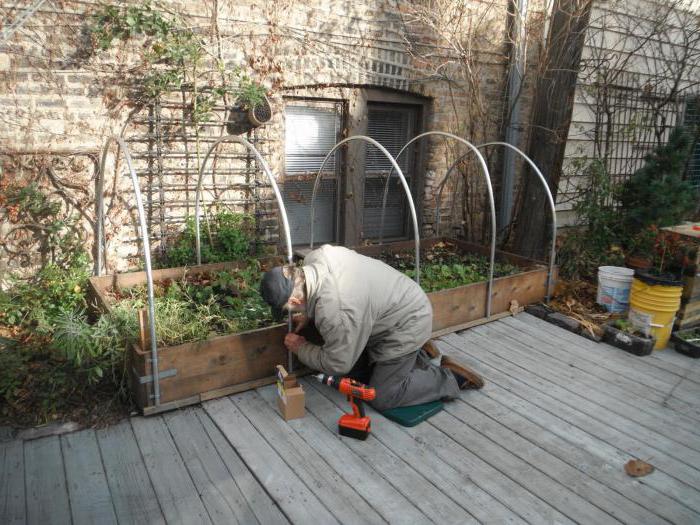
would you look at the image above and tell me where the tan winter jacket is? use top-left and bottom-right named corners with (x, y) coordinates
top-left (296, 245), bottom-right (433, 375)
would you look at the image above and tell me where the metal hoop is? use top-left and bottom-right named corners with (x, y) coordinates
top-left (377, 131), bottom-right (496, 316)
top-left (309, 136), bottom-right (421, 285)
top-left (96, 136), bottom-right (161, 405)
top-left (194, 135), bottom-right (296, 371)
top-left (435, 142), bottom-right (557, 302)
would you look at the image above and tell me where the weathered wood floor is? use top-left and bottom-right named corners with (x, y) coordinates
top-left (3, 313), bottom-right (700, 524)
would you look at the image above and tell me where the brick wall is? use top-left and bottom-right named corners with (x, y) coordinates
top-left (0, 0), bottom-right (544, 275)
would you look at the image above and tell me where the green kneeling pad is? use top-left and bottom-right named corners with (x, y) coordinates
top-left (380, 400), bottom-right (444, 427)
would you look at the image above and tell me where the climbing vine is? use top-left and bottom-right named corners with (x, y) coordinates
top-left (85, 2), bottom-right (268, 122)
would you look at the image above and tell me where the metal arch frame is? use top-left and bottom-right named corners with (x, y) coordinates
top-left (434, 142), bottom-right (557, 303)
top-left (96, 136), bottom-right (161, 405)
top-left (194, 135), bottom-right (296, 371)
top-left (377, 131), bottom-right (497, 317)
top-left (309, 136), bottom-right (422, 285)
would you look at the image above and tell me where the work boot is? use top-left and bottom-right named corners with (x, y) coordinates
top-left (421, 340), bottom-right (441, 359)
top-left (441, 356), bottom-right (485, 390)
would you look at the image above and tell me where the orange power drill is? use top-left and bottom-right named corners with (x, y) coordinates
top-left (315, 374), bottom-right (376, 440)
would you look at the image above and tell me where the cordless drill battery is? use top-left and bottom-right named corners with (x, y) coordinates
top-left (315, 374), bottom-right (376, 440)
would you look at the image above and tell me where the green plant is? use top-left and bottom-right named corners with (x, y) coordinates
top-left (556, 160), bottom-right (625, 280)
top-left (611, 319), bottom-right (649, 338)
top-left (109, 262), bottom-right (274, 347)
top-left (0, 257), bottom-right (91, 328)
top-left (626, 225), bottom-right (658, 258)
top-left (161, 210), bottom-right (256, 268)
top-left (619, 127), bottom-right (698, 232)
top-left (50, 309), bottom-right (130, 385)
top-left (236, 76), bottom-right (267, 110)
top-left (677, 328), bottom-right (700, 343)
top-left (88, 3), bottom-right (268, 122)
top-left (0, 338), bottom-right (29, 403)
top-left (379, 243), bottom-right (520, 293)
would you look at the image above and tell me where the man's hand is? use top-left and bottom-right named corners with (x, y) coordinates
top-left (284, 333), bottom-right (307, 353)
top-left (292, 313), bottom-right (309, 333)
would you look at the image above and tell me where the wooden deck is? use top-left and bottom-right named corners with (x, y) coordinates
top-left (2, 312), bottom-right (700, 524)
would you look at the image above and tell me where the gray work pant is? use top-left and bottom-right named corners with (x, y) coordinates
top-left (367, 350), bottom-right (460, 411)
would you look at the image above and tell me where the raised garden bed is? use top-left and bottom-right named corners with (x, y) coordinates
top-left (354, 237), bottom-right (557, 335)
top-left (671, 328), bottom-right (700, 358)
top-left (88, 259), bottom-right (301, 415)
top-left (90, 237), bottom-right (555, 415)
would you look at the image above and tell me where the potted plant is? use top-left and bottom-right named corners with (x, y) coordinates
top-left (603, 318), bottom-right (656, 356)
top-left (624, 226), bottom-right (657, 271)
top-left (671, 327), bottom-right (700, 358)
top-left (226, 77), bottom-right (272, 135)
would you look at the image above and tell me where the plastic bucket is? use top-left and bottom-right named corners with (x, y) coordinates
top-left (629, 277), bottom-right (683, 350)
top-left (597, 266), bottom-right (635, 313)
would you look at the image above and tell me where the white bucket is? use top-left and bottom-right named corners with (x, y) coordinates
top-left (597, 266), bottom-right (635, 313)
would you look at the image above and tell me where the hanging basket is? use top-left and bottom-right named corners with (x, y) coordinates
top-left (226, 95), bottom-right (273, 135)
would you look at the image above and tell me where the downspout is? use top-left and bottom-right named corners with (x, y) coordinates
top-left (500, 0), bottom-right (529, 233)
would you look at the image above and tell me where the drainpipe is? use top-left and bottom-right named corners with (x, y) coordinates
top-left (500, 0), bottom-right (529, 233)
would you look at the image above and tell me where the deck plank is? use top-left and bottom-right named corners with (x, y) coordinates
top-left (301, 381), bottom-right (481, 524)
top-left (518, 313), bottom-right (700, 387)
top-left (0, 440), bottom-right (25, 525)
top-left (196, 410), bottom-right (289, 525)
top-left (164, 407), bottom-right (260, 525)
top-left (456, 382), bottom-right (700, 524)
top-left (130, 416), bottom-right (212, 524)
top-left (255, 385), bottom-right (430, 525)
top-left (506, 315), bottom-right (700, 406)
top-left (306, 379), bottom-right (564, 524)
top-left (461, 325), bottom-right (700, 466)
top-left (485, 319), bottom-right (700, 438)
top-left (96, 420), bottom-right (165, 525)
top-left (61, 430), bottom-right (118, 525)
top-left (438, 333), bottom-right (700, 513)
top-left (24, 436), bottom-right (71, 525)
top-left (204, 396), bottom-right (339, 525)
top-left (445, 397), bottom-right (669, 524)
top-left (427, 410), bottom-right (618, 524)
top-left (233, 391), bottom-right (386, 525)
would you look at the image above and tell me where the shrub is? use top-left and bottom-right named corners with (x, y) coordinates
top-left (163, 210), bottom-right (255, 267)
top-left (557, 160), bottom-right (624, 280)
top-left (619, 127), bottom-right (698, 233)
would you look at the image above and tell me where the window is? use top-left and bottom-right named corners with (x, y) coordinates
top-left (282, 91), bottom-right (426, 247)
top-left (363, 104), bottom-right (418, 240)
top-left (283, 102), bottom-right (342, 245)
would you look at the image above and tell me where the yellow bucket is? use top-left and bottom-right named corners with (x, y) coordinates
top-left (629, 277), bottom-right (683, 350)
